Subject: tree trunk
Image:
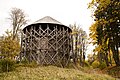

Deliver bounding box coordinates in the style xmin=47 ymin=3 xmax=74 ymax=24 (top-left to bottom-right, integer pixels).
xmin=112 ymin=45 xmax=120 ymax=66
xmin=109 ymin=49 xmax=112 ymax=66
xmin=104 ymin=52 xmax=109 ymax=66
xmin=79 ymin=49 xmax=82 ymax=66
xmin=74 ymin=34 xmax=78 ymax=65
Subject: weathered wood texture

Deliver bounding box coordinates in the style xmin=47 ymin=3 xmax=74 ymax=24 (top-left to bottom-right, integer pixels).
xmin=21 ymin=24 xmax=72 ymax=67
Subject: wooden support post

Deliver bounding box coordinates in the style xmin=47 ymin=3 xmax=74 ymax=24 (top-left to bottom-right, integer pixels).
xmin=21 ymin=24 xmax=72 ymax=67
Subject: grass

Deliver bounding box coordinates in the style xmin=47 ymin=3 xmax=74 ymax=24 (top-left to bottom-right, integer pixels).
xmin=0 ymin=65 xmax=117 ymax=80
xmin=103 ymin=66 xmax=120 ymax=79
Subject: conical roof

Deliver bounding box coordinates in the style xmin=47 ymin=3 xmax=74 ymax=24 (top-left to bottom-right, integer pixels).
xmin=34 ymin=16 xmax=63 ymax=25
xmin=23 ymin=16 xmax=72 ymax=32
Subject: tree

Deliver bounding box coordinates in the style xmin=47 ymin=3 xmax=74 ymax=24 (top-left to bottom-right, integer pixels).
xmin=70 ymin=24 xmax=78 ymax=65
xmin=0 ymin=30 xmax=20 ymax=72
xmin=8 ymin=8 xmax=28 ymax=40
xmin=0 ymin=30 xmax=20 ymax=59
xmin=70 ymin=24 xmax=88 ymax=66
xmin=89 ymin=0 xmax=120 ymax=66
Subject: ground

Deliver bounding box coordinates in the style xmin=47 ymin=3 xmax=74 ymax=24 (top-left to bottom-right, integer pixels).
xmin=102 ymin=66 xmax=120 ymax=79
xmin=0 ymin=65 xmax=117 ymax=80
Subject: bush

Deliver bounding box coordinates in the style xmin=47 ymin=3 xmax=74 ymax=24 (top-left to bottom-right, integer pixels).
xmin=91 ymin=60 xmax=100 ymax=68
xmin=0 ymin=58 xmax=16 ymax=72
xmin=20 ymin=57 xmax=29 ymax=64
xmin=20 ymin=58 xmax=38 ymax=67
xmin=99 ymin=61 xmax=107 ymax=70
xmin=26 ymin=60 xmax=38 ymax=67
xmin=84 ymin=61 xmax=90 ymax=67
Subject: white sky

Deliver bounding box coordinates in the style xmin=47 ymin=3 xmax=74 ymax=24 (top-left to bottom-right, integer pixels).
xmin=0 ymin=0 xmax=94 ymax=54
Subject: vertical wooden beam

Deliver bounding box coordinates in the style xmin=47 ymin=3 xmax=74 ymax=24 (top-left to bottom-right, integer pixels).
xmin=21 ymin=23 xmax=72 ymax=67
xmin=46 ymin=24 xmax=49 ymax=64
xmin=30 ymin=26 xmax=33 ymax=62
xmin=24 ymin=28 xmax=27 ymax=61
xmin=65 ymin=28 xmax=70 ymax=66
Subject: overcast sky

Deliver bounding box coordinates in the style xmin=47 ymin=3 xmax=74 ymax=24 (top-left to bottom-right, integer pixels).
xmin=0 ymin=0 xmax=94 ymax=54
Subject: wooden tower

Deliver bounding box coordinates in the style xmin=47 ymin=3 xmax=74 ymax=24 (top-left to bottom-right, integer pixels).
xmin=20 ymin=16 xmax=72 ymax=67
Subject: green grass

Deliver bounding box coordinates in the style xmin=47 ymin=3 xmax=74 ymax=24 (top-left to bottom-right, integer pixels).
xmin=0 ymin=66 xmax=117 ymax=80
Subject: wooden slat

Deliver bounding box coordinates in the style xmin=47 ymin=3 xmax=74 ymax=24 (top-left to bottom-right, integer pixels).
xmin=20 ymin=24 xmax=72 ymax=67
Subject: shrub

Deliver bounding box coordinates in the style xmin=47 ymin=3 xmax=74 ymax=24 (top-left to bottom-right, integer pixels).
xmin=84 ymin=61 xmax=90 ymax=67
xmin=99 ymin=61 xmax=107 ymax=70
xmin=0 ymin=58 xmax=16 ymax=72
xmin=26 ymin=60 xmax=38 ymax=67
xmin=20 ymin=57 xmax=29 ymax=64
xmin=20 ymin=58 xmax=38 ymax=67
xmin=91 ymin=60 xmax=100 ymax=68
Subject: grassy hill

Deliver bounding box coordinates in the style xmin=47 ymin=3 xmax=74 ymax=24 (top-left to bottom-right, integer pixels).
xmin=0 ymin=66 xmax=117 ymax=80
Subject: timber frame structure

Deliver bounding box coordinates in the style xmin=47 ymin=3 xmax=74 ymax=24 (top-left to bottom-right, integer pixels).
xmin=20 ymin=16 xmax=72 ymax=67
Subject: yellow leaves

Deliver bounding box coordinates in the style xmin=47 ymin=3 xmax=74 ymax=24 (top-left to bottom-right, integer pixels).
xmin=112 ymin=11 xmax=118 ymax=15
xmin=94 ymin=45 xmax=102 ymax=52
xmin=109 ymin=19 xmax=112 ymax=23
xmin=88 ymin=0 xmax=111 ymax=9
xmin=71 ymin=31 xmax=78 ymax=35
xmin=99 ymin=0 xmax=111 ymax=6
xmin=0 ymin=31 xmax=20 ymax=58
xmin=70 ymin=24 xmax=79 ymax=35
xmin=108 ymin=18 xmax=118 ymax=23
xmin=88 ymin=0 xmax=95 ymax=9
xmin=89 ymin=22 xmax=98 ymax=45
xmin=106 ymin=38 xmax=109 ymax=45
xmin=98 ymin=19 xmax=108 ymax=25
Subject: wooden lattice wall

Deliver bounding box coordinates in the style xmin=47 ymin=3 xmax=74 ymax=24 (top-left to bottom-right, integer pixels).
xmin=20 ymin=23 xmax=72 ymax=67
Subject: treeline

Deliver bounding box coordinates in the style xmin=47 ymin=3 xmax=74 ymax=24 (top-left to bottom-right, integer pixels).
xmin=70 ymin=24 xmax=87 ymax=67
xmin=88 ymin=0 xmax=120 ymax=67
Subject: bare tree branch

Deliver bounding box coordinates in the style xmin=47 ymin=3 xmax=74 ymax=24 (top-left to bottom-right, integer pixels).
xmin=8 ymin=8 xmax=28 ymax=40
